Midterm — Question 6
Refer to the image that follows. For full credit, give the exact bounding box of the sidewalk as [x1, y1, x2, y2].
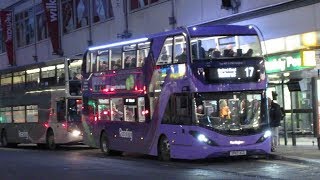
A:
[270, 145, 320, 165]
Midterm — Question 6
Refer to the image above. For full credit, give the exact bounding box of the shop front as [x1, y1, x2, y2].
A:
[266, 50, 319, 147]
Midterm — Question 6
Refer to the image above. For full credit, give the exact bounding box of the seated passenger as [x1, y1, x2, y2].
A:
[212, 48, 221, 58]
[244, 49, 253, 57]
[124, 56, 133, 68]
[175, 48, 187, 63]
[112, 59, 121, 69]
[223, 49, 234, 57]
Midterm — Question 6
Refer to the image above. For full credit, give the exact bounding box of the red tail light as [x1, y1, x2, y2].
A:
[62, 123, 67, 128]
[142, 110, 149, 115]
[44, 123, 49, 128]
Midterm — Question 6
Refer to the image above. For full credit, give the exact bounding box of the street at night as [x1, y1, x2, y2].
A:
[0, 145, 319, 180]
[2, 0, 320, 179]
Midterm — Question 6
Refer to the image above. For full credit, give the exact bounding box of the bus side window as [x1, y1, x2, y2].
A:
[97, 99, 110, 121]
[137, 97, 146, 122]
[57, 99, 66, 122]
[124, 105, 137, 122]
[111, 98, 124, 121]
[162, 96, 172, 124]
[174, 95, 191, 125]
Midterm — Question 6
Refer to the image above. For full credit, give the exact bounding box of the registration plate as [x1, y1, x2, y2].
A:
[230, 150, 247, 156]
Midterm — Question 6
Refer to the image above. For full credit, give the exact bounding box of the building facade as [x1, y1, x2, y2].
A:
[1, 0, 320, 146]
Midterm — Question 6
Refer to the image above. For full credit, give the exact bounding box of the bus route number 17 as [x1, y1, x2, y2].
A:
[244, 67, 254, 77]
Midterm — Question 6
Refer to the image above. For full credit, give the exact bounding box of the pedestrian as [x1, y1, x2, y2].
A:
[268, 97, 282, 152]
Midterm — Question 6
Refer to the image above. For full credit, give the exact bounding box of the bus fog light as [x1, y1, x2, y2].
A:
[72, 130, 81, 137]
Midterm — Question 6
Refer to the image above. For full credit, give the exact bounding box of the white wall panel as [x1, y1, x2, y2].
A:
[232, 4, 319, 40]
[15, 46, 36, 66]
[62, 28, 90, 57]
[0, 54, 9, 69]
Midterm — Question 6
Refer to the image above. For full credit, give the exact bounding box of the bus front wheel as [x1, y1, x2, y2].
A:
[46, 131, 56, 150]
[1, 130, 8, 147]
[100, 132, 111, 155]
[158, 136, 171, 161]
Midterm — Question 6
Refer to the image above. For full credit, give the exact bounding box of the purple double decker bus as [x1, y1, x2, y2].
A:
[81, 25, 271, 160]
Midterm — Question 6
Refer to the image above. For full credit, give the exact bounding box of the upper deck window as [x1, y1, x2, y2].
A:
[191, 35, 262, 61]
[157, 35, 186, 65]
[111, 47, 122, 70]
[137, 42, 150, 67]
[26, 68, 40, 82]
[97, 50, 109, 72]
[1, 73, 12, 86]
[124, 44, 137, 68]
[13, 71, 26, 89]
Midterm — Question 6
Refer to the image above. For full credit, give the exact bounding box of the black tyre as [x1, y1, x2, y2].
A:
[46, 131, 56, 150]
[158, 136, 171, 161]
[100, 132, 111, 155]
[37, 143, 46, 149]
[1, 130, 8, 147]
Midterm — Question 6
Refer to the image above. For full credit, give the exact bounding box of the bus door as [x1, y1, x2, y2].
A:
[120, 97, 149, 152]
[66, 98, 83, 134]
[55, 99, 67, 140]
[162, 94, 193, 146]
[13, 106, 29, 143]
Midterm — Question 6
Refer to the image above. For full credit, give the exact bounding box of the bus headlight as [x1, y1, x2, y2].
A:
[263, 130, 272, 138]
[71, 130, 81, 137]
[189, 130, 218, 146]
[256, 130, 272, 143]
[197, 134, 209, 142]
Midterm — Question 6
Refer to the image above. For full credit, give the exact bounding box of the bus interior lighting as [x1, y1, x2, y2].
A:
[88, 37, 148, 51]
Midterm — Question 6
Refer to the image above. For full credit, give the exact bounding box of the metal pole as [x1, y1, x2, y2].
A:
[282, 78, 287, 145]
[291, 91, 296, 146]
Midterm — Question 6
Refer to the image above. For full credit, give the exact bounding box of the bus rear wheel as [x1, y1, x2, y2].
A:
[158, 136, 171, 161]
[46, 131, 56, 150]
[1, 130, 8, 147]
[100, 132, 111, 155]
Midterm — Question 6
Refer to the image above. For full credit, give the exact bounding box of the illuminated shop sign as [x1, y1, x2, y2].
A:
[266, 51, 316, 73]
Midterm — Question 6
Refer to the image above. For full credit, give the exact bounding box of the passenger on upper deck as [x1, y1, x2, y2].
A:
[244, 49, 253, 57]
[112, 59, 121, 69]
[175, 47, 187, 63]
[125, 56, 136, 68]
[192, 40, 206, 59]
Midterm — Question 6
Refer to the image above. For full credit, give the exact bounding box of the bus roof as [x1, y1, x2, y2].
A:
[186, 25, 258, 37]
[87, 25, 258, 52]
[0, 58, 64, 75]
